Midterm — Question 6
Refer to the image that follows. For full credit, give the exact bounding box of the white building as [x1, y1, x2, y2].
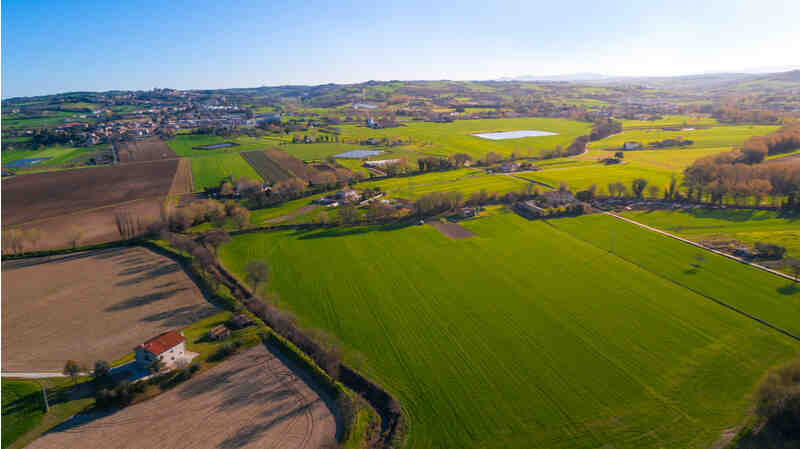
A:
[135, 330, 186, 367]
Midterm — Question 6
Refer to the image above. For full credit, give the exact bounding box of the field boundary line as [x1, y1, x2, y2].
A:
[3, 196, 165, 229]
[605, 212, 798, 282]
[544, 216, 800, 344]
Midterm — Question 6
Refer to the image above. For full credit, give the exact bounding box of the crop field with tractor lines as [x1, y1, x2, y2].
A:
[220, 211, 800, 449]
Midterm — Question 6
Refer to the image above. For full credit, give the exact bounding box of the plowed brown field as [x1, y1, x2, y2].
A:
[2, 160, 180, 252]
[117, 138, 179, 163]
[1, 246, 217, 371]
[26, 344, 337, 449]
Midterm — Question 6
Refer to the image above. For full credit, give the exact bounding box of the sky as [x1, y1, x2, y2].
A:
[2, 0, 799, 98]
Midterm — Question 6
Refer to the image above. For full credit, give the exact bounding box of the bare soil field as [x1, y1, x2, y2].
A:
[264, 148, 320, 181]
[429, 221, 477, 239]
[26, 344, 338, 449]
[1, 159, 179, 227]
[1, 246, 217, 372]
[241, 150, 292, 184]
[117, 138, 179, 163]
[4, 198, 165, 253]
[169, 158, 194, 195]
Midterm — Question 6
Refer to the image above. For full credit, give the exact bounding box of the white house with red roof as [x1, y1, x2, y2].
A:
[135, 330, 187, 367]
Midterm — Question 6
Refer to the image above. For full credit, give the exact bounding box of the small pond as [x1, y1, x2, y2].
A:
[192, 142, 239, 150]
[472, 130, 558, 140]
[2, 157, 52, 168]
[335, 149, 385, 159]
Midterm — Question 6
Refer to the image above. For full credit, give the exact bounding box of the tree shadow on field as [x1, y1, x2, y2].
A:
[104, 288, 188, 311]
[291, 220, 415, 241]
[115, 263, 181, 286]
[1, 249, 119, 271]
[687, 208, 799, 223]
[140, 304, 218, 327]
[216, 401, 319, 449]
[777, 283, 800, 295]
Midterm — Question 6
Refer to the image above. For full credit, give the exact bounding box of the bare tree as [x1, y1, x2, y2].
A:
[192, 246, 216, 274]
[244, 260, 270, 295]
[337, 205, 359, 225]
[200, 230, 231, 257]
[63, 360, 83, 384]
[24, 228, 43, 252]
[647, 185, 660, 199]
[786, 257, 800, 283]
[3, 229, 25, 254]
[230, 206, 250, 230]
[66, 228, 84, 249]
[114, 210, 142, 239]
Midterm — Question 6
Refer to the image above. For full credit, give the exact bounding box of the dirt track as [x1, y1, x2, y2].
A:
[26, 344, 338, 449]
[429, 221, 476, 239]
[2, 246, 217, 371]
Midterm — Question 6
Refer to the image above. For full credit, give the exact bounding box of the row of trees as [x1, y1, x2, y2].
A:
[739, 123, 800, 164]
[682, 148, 800, 207]
[711, 106, 783, 125]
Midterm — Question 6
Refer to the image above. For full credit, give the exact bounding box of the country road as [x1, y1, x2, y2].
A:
[604, 211, 799, 282]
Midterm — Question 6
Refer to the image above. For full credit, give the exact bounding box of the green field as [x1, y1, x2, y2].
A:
[618, 114, 719, 129]
[166, 134, 282, 158]
[579, 147, 733, 171]
[620, 209, 800, 266]
[2, 380, 45, 449]
[220, 212, 799, 449]
[1, 145, 107, 168]
[588, 125, 778, 150]
[520, 163, 674, 194]
[334, 117, 593, 159]
[190, 152, 263, 190]
[280, 143, 367, 160]
[1, 112, 94, 130]
[355, 168, 530, 199]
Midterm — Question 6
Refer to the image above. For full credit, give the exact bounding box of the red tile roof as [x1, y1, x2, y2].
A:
[139, 330, 184, 356]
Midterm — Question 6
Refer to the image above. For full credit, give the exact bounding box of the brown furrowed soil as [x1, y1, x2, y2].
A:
[117, 138, 179, 163]
[26, 344, 338, 449]
[429, 221, 477, 239]
[241, 150, 292, 184]
[1, 159, 179, 227]
[264, 148, 320, 181]
[1, 246, 217, 372]
[4, 198, 165, 253]
[169, 158, 194, 195]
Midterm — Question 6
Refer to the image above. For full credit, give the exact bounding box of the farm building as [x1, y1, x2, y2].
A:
[334, 189, 361, 203]
[623, 141, 641, 150]
[207, 325, 231, 341]
[230, 314, 254, 329]
[135, 330, 186, 367]
[364, 159, 401, 168]
[542, 190, 575, 207]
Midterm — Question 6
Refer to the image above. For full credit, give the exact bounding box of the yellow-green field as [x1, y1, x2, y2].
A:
[333, 118, 593, 159]
[589, 125, 778, 150]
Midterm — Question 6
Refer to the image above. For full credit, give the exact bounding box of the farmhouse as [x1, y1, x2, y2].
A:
[135, 330, 186, 367]
[542, 190, 575, 207]
[623, 141, 641, 150]
[334, 189, 361, 203]
[364, 159, 401, 168]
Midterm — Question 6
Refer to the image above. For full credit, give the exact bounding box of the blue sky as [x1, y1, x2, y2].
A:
[2, 0, 799, 98]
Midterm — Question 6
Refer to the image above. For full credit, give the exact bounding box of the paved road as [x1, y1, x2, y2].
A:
[605, 211, 799, 282]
